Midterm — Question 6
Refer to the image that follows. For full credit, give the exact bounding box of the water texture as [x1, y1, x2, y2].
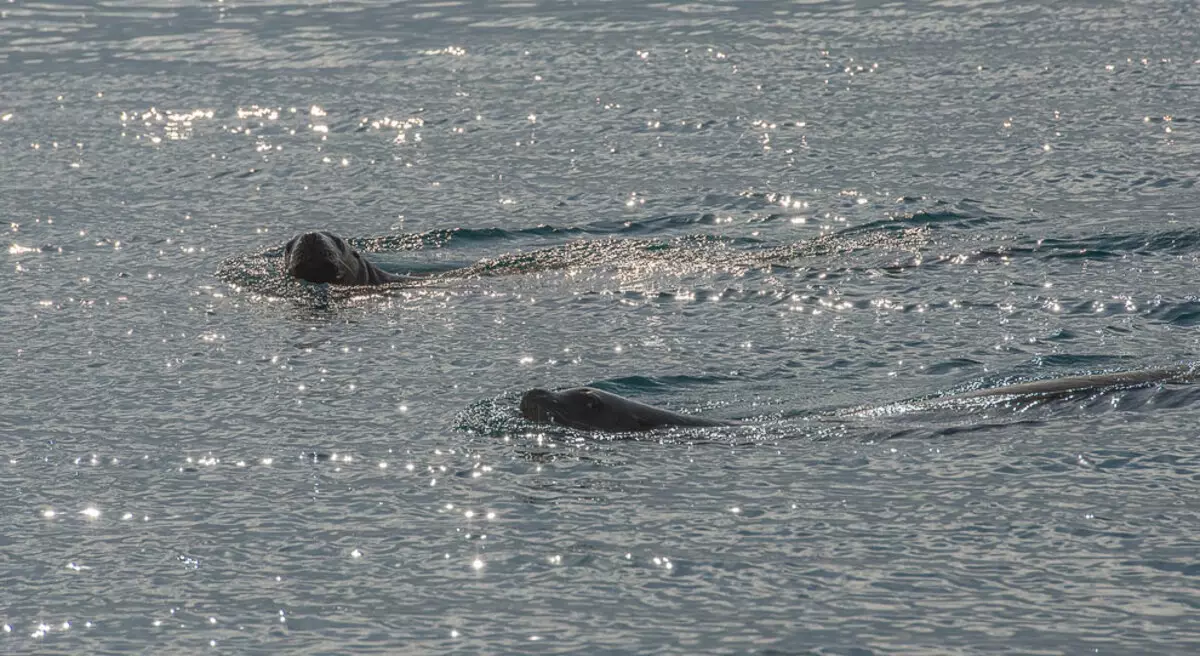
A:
[2, 0, 1199, 653]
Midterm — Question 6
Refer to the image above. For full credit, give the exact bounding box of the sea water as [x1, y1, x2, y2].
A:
[2, 0, 1199, 652]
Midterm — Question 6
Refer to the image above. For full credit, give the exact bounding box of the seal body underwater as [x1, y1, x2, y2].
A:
[283, 231, 412, 285]
[519, 387, 737, 432]
[517, 367, 1198, 433]
[947, 367, 1196, 401]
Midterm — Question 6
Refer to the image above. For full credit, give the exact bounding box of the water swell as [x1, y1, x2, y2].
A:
[215, 223, 932, 299]
[838, 206, 1012, 235]
[590, 374, 735, 392]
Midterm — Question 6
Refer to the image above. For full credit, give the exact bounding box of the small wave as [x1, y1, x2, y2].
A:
[835, 198, 1016, 236]
[453, 392, 528, 437]
[951, 227, 1200, 268]
[829, 361, 1200, 440]
[1038, 227, 1200, 257]
[584, 212, 751, 236]
[1144, 301, 1200, 327]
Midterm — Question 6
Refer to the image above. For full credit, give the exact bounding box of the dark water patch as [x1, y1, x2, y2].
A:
[1132, 560, 1200, 577]
[922, 358, 986, 376]
[1144, 300, 1200, 328]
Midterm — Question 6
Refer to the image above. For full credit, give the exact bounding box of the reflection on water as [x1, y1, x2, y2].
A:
[3, 0, 1200, 652]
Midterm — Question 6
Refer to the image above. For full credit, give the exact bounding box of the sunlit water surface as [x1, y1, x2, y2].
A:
[3, 0, 1199, 653]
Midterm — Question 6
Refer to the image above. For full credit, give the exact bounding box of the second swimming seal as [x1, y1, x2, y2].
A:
[518, 367, 1199, 433]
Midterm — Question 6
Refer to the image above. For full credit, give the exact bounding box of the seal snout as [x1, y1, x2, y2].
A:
[520, 388, 556, 423]
[285, 232, 344, 284]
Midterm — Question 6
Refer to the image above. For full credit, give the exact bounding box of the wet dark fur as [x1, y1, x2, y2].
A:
[283, 231, 407, 285]
[520, 387, 736, 432]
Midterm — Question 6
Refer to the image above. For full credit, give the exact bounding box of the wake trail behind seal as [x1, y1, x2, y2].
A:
[216, 226, 934, 301]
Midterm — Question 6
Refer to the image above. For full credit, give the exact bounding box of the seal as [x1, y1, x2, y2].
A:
[283, 231, 412, 285]
[518, 367, 1197, 433]
[519, 387, 737, 432]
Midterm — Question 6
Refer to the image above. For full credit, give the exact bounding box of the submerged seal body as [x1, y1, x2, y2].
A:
[283, 231, 410, 285]
[517, 367, 1197, 434]
[520, 387, 736, 432]
[950, 367, 1196, 401]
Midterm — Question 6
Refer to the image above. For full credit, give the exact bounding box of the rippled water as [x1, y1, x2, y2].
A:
[3, 0, 1200, 652]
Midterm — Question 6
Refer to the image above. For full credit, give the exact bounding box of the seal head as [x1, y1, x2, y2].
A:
[520, 386, 734, 432]
[283, 231, 406, 285]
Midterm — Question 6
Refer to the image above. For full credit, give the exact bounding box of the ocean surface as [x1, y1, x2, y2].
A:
[3, 0, 1199, 653]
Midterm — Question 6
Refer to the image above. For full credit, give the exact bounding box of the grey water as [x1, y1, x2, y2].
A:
[3, 0, 1200, 653]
